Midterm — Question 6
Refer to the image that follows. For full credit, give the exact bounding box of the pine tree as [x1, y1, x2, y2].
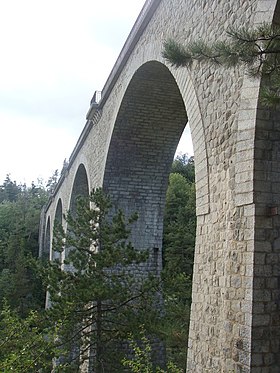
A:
[40, 188, 160, 372]
[0, 175, 21, 203]
[0, 179, 48, 315]
[162, 23, 280, 106]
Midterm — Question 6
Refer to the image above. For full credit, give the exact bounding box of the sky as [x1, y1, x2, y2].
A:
[0, 0, 193, 186]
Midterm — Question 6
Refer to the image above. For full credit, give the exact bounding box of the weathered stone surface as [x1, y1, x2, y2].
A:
[39, 0, 280, 371]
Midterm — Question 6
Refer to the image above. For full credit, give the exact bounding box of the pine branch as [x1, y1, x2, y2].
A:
[162, 23, 280, 107]
[162, 39, 192, 67]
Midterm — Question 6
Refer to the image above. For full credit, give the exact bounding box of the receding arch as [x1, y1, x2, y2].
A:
[103, 61, 188, 256]
[65, 164, 90, 264]
[43, 217, 51, 261]
[69, 163, 90, 214]
[53, 198, 63, 261]
[55, 198, 63, 223]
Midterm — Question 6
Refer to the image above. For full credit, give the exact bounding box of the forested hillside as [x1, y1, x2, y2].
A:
[162, 155, 196, 368]
[0, 175, 48, 316]
[0, 155, 196, 371]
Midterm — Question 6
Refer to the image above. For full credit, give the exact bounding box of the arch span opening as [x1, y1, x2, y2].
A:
[43, 217, 51, 261]
[64, 164, 90, 265]
[103, 61, 188, 252]
[53, 198, 63, 262]
[69, 164, 90, 215]
[103, 60, 196, 368]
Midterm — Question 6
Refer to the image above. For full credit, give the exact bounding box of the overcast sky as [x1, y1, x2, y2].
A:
[0, 0, 193, 186]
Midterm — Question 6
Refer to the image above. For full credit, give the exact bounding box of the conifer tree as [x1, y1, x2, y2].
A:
[40, 188, 160, 372]
[0, 179, 48, 315]
[162, 23, 280, 106]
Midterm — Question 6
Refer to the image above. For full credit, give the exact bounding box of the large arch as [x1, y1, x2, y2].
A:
[102, 60, 191, 367]
[39, 0, 280, 370]
[103, 61, 190, 261]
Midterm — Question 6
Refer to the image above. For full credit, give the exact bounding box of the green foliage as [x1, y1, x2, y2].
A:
[46, 169, 60, 194]
[164, 172, 195, 275]
[122, 329, 183, 373]
[164, 155, 196, 278]
[162, 39, 192, 68]
[161, 155, 196, 369]
[163, 23, 280, 106]
[0, 164, 197, 371]
[0, 175, 22, 203]
[0, 303, 55, 372]
[171, 154, 195, 183]
[39, 188, 160, 372]
[0, 178, 48, 315]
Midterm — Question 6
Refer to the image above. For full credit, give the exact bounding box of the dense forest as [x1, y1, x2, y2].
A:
[0, 155, 196, 372]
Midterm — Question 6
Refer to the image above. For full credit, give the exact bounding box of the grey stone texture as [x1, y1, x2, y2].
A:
[39, 0, 280, 371]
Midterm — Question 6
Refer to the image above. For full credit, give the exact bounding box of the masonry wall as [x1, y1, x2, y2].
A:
[41, 0, 280, 371]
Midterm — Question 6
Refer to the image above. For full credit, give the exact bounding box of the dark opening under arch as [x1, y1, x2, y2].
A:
[53, 198, 63, 261]
[66, 164, 90, 263]
[103, 60, 188, 260]
[69, 164, 90, 215]
[43, 217, 51, 261]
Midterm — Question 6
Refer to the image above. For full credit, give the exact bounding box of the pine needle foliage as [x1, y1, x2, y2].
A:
[39, 188, 160, 372]
[162, 23, 280, 106]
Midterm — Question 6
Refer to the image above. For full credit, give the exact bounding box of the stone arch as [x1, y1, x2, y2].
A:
[64, 164, 90, 265]
[103, 60, 199, 264]
[43, 217, 51, 261]
[53, 198, 63, 261]
[69, 163, 90, 214]
[38, 0, 280, 370]
[55, 198, 63, 223]
[173, 68, 209, 215]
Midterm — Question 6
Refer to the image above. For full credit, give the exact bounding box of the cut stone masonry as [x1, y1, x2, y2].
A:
[40, 0, 280, 371]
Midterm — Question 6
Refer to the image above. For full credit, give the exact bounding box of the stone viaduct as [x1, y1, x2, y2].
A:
[39, 0, 280, 371]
